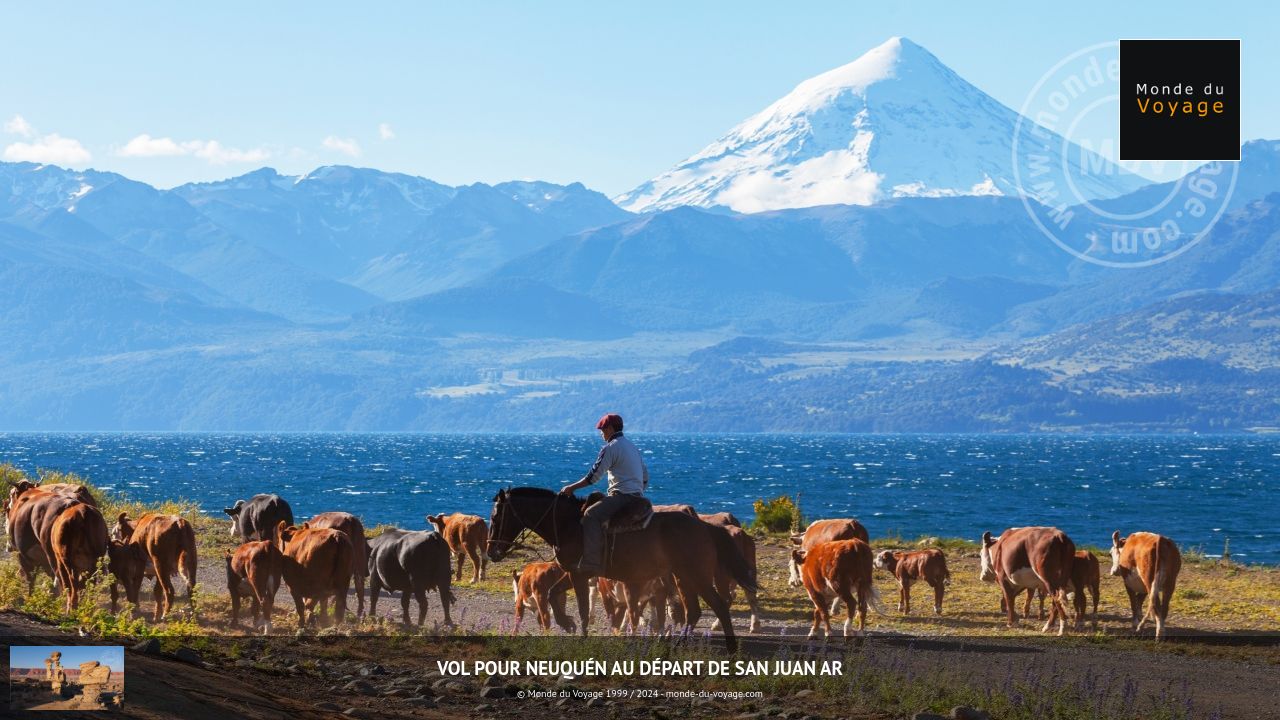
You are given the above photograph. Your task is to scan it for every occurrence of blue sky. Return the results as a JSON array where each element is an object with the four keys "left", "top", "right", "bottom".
[
  {"left": 10, "top": 645, "right": 124, "bottom": 671},
  {"left": 2, "top": 1, "right": 1275, "bottom": 193}
]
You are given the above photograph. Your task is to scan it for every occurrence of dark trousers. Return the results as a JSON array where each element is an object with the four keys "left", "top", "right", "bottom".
[{"left": 581, "top": 493, "right": 647, "bottom": 568}]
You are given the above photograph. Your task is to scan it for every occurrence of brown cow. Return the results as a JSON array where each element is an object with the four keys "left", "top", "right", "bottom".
[
  {"left": 708, "top": 524, "right": 761, "bottom": 633},
  {"left": 979, "top": 527, "right": 1075, "bottom": 635},
  {"left": 1003, "top": 551, "right": 1101, "bottom": 632},
  {"left": 792, "top": 539, "right": 881, "bottom": 639},
  {"left": 789, "top": 518, "right": 869, "bottom": 587},
  {"left": 4, "top": 482, "right": 94, "bottom": 555},
  {"left": 1110, "top": 530, "right": 1182, "bottom": 640},
  {"left": 6, "top": 490, "right": 84, "bottom": 594},
  {"left": 427, "top": 513, "right": 487, "bottom": 583},
  {"left": 873, "top": 549, "right": 950, "bottom": 615},
  {"left": 5, "top": 480, "right": 97, "bottom": 513},
  {"left": 512, "top": 561, "right": 576, "bottom": 632},
  {"left": 307, "top": 511, "right": 369, "bottom": 618},
  {"left": 276, "top": 520, "right": 353, "bottom": 627},
  {"left": 49, "top": 503, "right": 109, "bottom": 612},
  {"left": 226, "top": 540, "right": 283, "bottom": 634},
  {"left": 652, "top": 503, "right": 698, "bottom": 516},
  {"left": 112, "top": 513, "right": 198, "bottom": 621}
]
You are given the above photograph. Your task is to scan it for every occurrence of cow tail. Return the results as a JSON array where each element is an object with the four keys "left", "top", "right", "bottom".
[
  {"left": 437, "top": 545, "right": 457, "bottom": 605},
  {"left": 942, "top": 564, "right": 952, "bottom": 587},
  {"left": 177, "top": 518, "right": 198, "bottom": 591},
  {"left": 1147, "top": 537, "right": 1164, "bottom": 624},
  {"left": 865, "top": 582, "right": 887, "bottom": 616},
  {"left": 711, "top": 525, "right": 757, "bottom": 594}
]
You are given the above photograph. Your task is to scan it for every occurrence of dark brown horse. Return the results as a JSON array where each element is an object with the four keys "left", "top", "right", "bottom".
[{"left": 485, "top": 487, "right": 756, "bottom": 652}]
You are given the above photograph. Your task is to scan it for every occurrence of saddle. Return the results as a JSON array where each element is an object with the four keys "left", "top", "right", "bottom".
[{"left": 583, "top": 492, "right": 654, "bottom": 534}]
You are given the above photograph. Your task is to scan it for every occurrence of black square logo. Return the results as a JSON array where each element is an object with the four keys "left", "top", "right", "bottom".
[{"left": 1120, "top": 39, "right": 1240, "bottom": 161}]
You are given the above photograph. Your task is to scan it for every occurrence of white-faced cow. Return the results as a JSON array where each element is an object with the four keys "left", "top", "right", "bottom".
[
  {"left": 789, "top": 518, "right": 869, "bottom": 587},
  {"left": 979, "top": 526, "right": 1075, "bottom": 635},
  {"left": 791, "top": 539, "right": 881, "bottom": 640},
  {"left": 873, "top": 548, "right": 950, "bottom": 615},
  {"left": 224, "top": 494, "right": 294, "bottom": 542},
  {"left": 1110, "top": 530, "right": 1182, "bottom": 640}
]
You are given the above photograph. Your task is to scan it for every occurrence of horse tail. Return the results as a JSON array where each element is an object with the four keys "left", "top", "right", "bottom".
[{"left": 710, "top": 525, "right": 757, "bottom": 594}]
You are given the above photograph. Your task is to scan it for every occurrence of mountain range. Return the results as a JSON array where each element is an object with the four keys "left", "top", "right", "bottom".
[{"left": 1, "top": 37, "right": 1279, "bottom": 431}]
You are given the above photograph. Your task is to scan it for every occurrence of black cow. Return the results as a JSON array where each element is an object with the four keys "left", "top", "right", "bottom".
[
  {"left": 223, "top": 494, "right": 293, "bottom": 542},
  {"left": 367, "top": 528, "right": 454, "bottom": 626}
]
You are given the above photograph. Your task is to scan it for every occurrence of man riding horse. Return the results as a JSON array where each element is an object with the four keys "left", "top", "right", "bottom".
[{"left": 558, "top": 413, "right": 649, "bottom": 576}]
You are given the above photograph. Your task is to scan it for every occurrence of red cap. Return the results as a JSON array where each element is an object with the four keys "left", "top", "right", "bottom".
[{"left": 595, "top": 413, "right": 623, "bottom": 432}]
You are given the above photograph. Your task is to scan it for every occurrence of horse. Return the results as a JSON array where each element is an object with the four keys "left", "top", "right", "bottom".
[{"left": 485, "top": 487, "right": 756, "bottom": 652}]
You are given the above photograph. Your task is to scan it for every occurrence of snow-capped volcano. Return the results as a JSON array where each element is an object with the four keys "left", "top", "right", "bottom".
[{"left": 616, "top": 37, "right": 1147, "bottom": 213}]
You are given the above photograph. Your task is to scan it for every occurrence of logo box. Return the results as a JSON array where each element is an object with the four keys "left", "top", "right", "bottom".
[{"left": 1119, "top": 39, "right": 1240, "bottom": 161}]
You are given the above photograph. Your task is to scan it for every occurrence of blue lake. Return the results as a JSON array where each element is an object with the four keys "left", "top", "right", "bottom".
[{"left": 1, "top": 433, "right": 1275, "bottom": 563}]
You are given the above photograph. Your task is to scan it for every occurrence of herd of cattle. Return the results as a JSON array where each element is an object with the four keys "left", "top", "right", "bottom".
[{"left": 3, "top": 481, "right": 1184, "bottom": 641}]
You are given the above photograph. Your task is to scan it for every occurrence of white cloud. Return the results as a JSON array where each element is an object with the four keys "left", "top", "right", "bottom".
[
  {"left": 119, "top": 134, "right": 187, "bottom": 157},
  {"left": 117, "top": 134, "right": 270, "bottom": 165},
  {"left": 4, "top": 114, "right": 34, "bottom": 137},
  {"left": 3, "top": 133, "right": 92, "bottom": 166},
  {"left": 191, "top": 140, "right": 270, "bottom": 165},
  {"left": 378, "top": 123, "right": 395, "bottom": 141},
  {"left": 322, "top": 135, "right": 362, "bottom": 157}
]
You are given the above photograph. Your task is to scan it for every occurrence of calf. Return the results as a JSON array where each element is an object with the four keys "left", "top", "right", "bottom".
[
  {"left": 226, "top": 540, "right": 283, "bottom": 634},
  {"left": 49, "top": 503, "right": 109, "bottom": 612},
  {"left": 792, "top": 539, "right": 880, "bottom": 639},
  {"left": 277, "top": 520, "right": 353, "bottom": 628},
  {"left": 367, "top": 527, "right": 454, "bottom": 626},
  {"left": 591, "top": 576, "right": 671, "bottom": 634},
  {"left": 651, "top": 503, "right": 698, "bottom": 517},
  {"left": 1071, "top": 550, "right": 1101, "bottom": 631},
  {"left": 789, "top": 518, "right": 869, "bottom": 587},
  {"left": 107, "top": 540, "right": 146, "bottom": 613},
  {"left": 873, "top": 548, "right": 950, "bottom": 615},
  {"left": 592, "top": 577, "right": 630, "bottom": 631},
  {"left": 112, "top": 513, "right": 198, "bottom": 621},
  {"left": 1110, "top": 530, "right": 1182, "bottom": 640},
  {"left": 308, "top": 511, "right": 369, "bottom": 618},
  {"left": 979, "top": 527, "right": 1075, "bottom": 635},
  {"left": 512, "top": 561, "right": 576, "bottom": 632},
  {"left": 224, "top": 494, "right": 293, "bottom": 541},
  {"left": 426, "top": 512, "right": 487, "bottom": 583}
]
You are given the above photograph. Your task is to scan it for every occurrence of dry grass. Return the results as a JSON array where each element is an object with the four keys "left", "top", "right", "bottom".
[{"left": 2, "top": 464, "right": 1277, "bottom": 659}]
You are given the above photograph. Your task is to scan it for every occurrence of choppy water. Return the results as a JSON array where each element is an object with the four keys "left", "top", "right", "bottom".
[{"left": 1, "top": 433, "right": 1275, "bottom": 563}]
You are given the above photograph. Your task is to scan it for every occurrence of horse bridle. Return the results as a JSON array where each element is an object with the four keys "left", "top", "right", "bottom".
[{"left": 489, "top": 489, "right": 564, "bottom": 562}]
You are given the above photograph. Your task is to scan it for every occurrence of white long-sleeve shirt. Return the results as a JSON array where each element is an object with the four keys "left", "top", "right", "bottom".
[{"left": 581, "top": 433, "right": 649, "bottom": 495}]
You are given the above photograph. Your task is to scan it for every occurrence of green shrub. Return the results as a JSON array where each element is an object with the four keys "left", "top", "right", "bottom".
[{"left": 750, "top": 494, "right": 802, "bottom": 533}]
